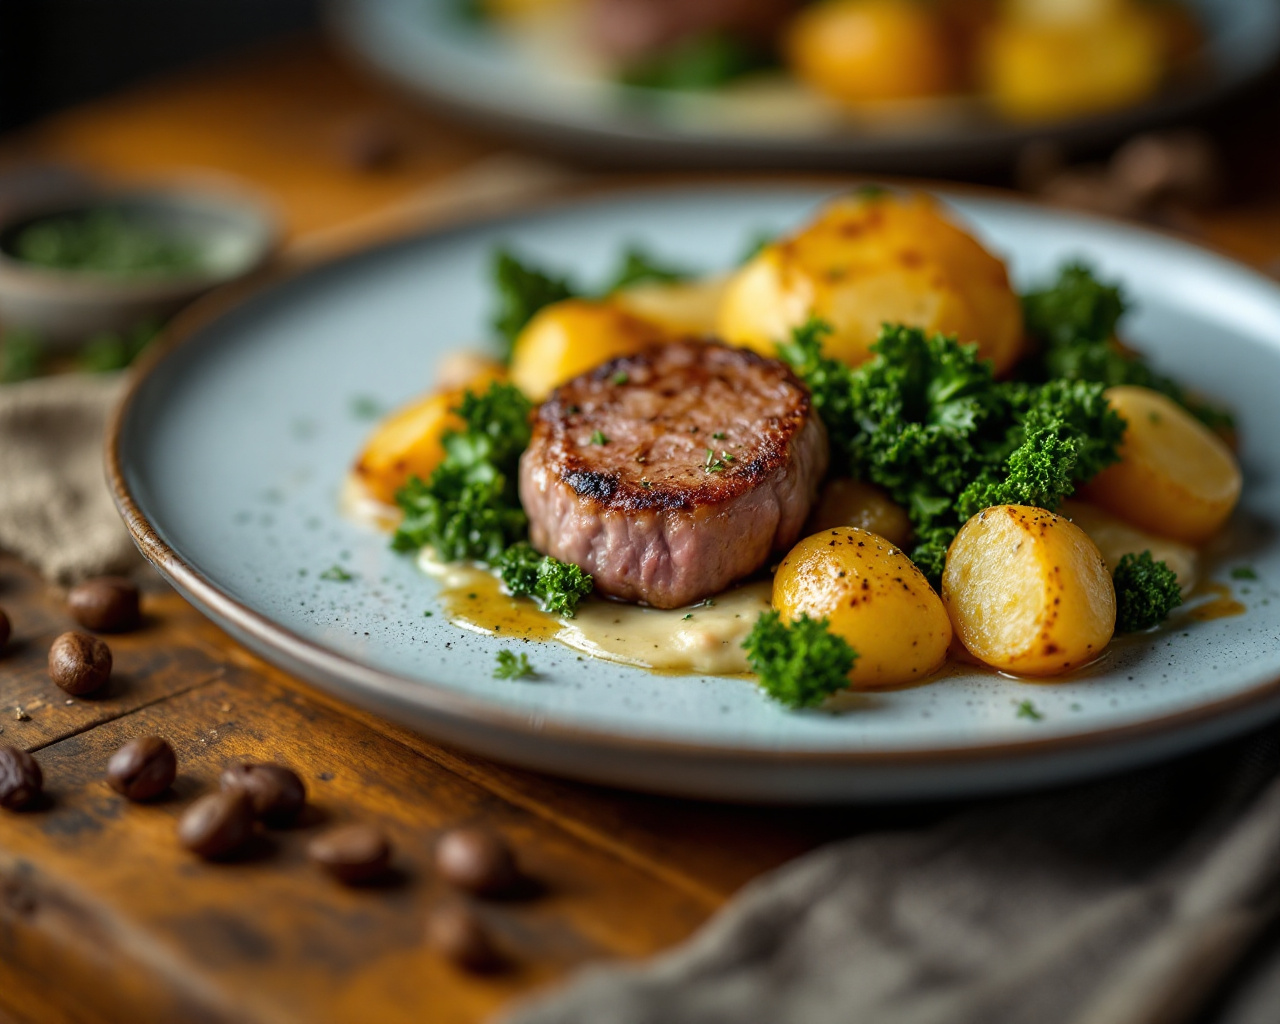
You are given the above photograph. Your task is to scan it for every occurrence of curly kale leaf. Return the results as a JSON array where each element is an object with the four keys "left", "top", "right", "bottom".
[
  {"left": 491, "top": 249, "right": 576, "bottom": 358},
  {"left": 392, "top": 381, "right": 533, "bottom": 562},
  {"left": 605, "top": 247, "right": 691, "bottom": 292},
  {"left": 1114, "top": 551, "right": 1183, "bottom": 632},
  {"left": 1021, "top": 263, "right": 1233, "bottom": 432},
  {"left": 779, "top": 321, "right": 1125, "bottom": 584},
  {"left": 499, "top": 542, "right": 595, "bottom": 617},
  {"left": 490, "top": 246, "right": 696, "bottom": 359},
  {"left": 619, "top": 33, "right": 771, "bottom": 91},
  {"left": 743, "top": 610, "right": 857, "bottom": 709}
]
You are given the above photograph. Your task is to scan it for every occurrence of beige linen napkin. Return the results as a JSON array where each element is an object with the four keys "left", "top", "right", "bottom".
[
  {"left": 504, "top": 732, "right": 1280, "bottom": 1024},
  {"left": 0, "top": 372, "right": 140, "bottom": 583}
]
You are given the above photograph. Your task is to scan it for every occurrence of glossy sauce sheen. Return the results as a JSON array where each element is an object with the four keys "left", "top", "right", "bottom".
[
  {"left": 1187, "top": 582, "right": 1246, "bottom": 622},
  {"left": 422, "top": 552, "right": 770, "bottom": 675}
]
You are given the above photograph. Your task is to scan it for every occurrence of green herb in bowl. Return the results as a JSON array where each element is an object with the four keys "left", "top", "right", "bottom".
[{"left": 12, "top": 209, "right": 204, "bottom": 277}]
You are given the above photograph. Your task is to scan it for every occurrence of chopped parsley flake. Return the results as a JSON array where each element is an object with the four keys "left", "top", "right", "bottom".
[
  {"left": 712, "top": 431, "right": 726, "bottom": 440},
  {"left": 704, "top": 449, "right": 727, "bottom": 473},
  {"left": 1231, "top": 566, "right": 1259, "bottom": 581},
  {"left": 320, "top": 565, "right": 353, "bottom": 582},
  {"left": 349, "top": 395, "right": 384, "bottom": 420},
  {"left": 1016, "top": 700, "right": 1044, "bottom": 721},
  {"left": 591, "top": 429, "right": 609, "bottom": 445},
  {"left": 612, "top": 371, "right": 629, "bottom": 385},
  {"left": 494, "top": 649, "right": 535, "bottom": 680},
  {"left": 498, "top": 542, "right": 594, "bottom": 617}
]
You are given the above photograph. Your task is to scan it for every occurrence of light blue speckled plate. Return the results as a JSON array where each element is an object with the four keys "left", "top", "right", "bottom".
[{"left": 109, "top": 184, "right": 1280, "bottom": 802}]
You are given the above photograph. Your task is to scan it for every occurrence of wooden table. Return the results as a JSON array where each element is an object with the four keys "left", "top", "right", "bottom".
[{"left": 2, "top": 36, "right": 1280, "bottom": 1024}]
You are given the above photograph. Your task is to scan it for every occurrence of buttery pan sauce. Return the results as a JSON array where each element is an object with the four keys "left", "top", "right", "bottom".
[{"left": 421, "top": 552, "right": 769, "bottom": 675}]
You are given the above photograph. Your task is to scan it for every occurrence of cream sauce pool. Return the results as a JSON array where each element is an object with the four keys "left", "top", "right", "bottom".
[{"left": 420, "top": 551, "right": 769, "bottom": 675}]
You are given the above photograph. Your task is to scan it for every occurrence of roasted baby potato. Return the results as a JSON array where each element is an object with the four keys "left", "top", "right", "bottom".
[
  {"left": 1060, "top": 499, "right": 1198, "bottom": 595},
  {"left": 980, "top": 12, "right": 1163, "bottom": 122},
  {"left": 806, "top": 478, "right": 913, "bottom": 549},
  {"left": 1080, "top": 386, "right": 1242, "bottom": 545},
  {"left": 785, "top": 0, "right": 955, "bottom": 105},
  {"left": 353, "top": 361, "right": 504, "bottom": 506},
  {"left": 943, "top": 505, "right": 1115, "bottom": 676},
  {"left": 509, "top": 298, "right": 673, "bottom": 400},
  {"left": 773, "top": 527, "right": 952, "bottom": 688},
  {"left": 717, "top": 191, "right": 1024, "bottom": 373},
  {"left": 612, "top": 275, "right": 728, "bottom": 335}
]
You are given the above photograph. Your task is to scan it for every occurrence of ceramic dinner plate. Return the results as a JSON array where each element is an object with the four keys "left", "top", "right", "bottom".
[
  {"left": 328, "top": 0, "right": 1280, "bottom": 171},
  {"left": 109, "top": 184, "right": 1280, "bottom": 802}
]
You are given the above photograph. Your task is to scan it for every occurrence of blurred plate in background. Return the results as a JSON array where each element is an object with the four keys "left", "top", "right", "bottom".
[{"left": 329, "top": 0, "right": 1280, "bottom": 171}]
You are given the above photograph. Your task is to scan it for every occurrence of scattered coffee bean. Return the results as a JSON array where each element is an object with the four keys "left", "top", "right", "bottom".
[
  {"left": 1110, "top": 130, "right": 1221, "bottom": 211},
  {"left": 307, "top": 823, "right": 391, "bottom": 884},
  {"left": 178, "top": 790, "right": 255, "bottom": 860},
  {"left": 67, "top": 577, "right": 141, "bottom": 633},
  {"left": 435, "top": 827, "right": 518, "bottom": 896},
  {"left": 48, "top": 632, "right": 112, "bottom": 696},
  {"left": 220, "top": 762, "right": 306, "bottom": 825},
  {"left": 426, "top": 902, "right": 502, "bottom": 972},
  {"left": 335, "top": 116, "right": 404, "bottom": 172},
  {"left": 106, "top": 736, "right": 176, "bottom": 802},
  {"left": 0, "top": 608, "right": 10, "bottom": 652},
  {"left": 0, "top": 746, "right": 42, "bottom": 811}
]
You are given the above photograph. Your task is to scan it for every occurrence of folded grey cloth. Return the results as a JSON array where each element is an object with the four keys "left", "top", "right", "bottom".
[
  {"left": 0, "top": 372, "right": 141, "bottom": 583},
  {"left": 505, "top": 732, "right": 1280, "bottom": 1024}
]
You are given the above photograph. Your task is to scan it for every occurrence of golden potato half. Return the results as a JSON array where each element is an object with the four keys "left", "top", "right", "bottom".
[
  {"left": 980, "top": 11, "right": 1163, "bottom": 122},
  {"left": 943, "top": 505, "right": 1115, "bottom": 676},
  {"left": 717, "top": 191, "right": 1024, "bottom": 373},
  {"left": 612, "top": 276, "right": 728, "bottom": 336},
  {"left": 774, "top": 527, "right": 952, "bottom": 689},
  {"left": 785, "top": 0, "right": 956, "bottom": 105},
  {"left": 509, "top": 298, "right": 674, "bottom": 401},
  {"left": 806, "top": 478, "right": 913, "bottom": 549},
  {"left": 1080, "top": 386, "right": 1241, "bottom": 546},
  {"left": 353, "top": 361, "right": 505, "bottom": 506}
]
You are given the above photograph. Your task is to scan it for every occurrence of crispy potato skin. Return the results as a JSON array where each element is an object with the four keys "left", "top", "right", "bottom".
[
  {"left": 1080, "top": 386, "right": 1242, "bottom": 546},
  {"left": 980, "top": 12, "right": 1162, "bottom": 121},
  {"left": 774, "top": 527, "right": 951, "bottom": 689},
  {"left": 806, "top": 478, "right": 913, "bottom": 548},
  {"left": 717, "top": 192, "right": 1024, "bottom": 373},
  {"left": 353, "top": 363, "right": 505, "bottom": 506},
  {"left": 785, "top": 0, "right": 955, "bottom": 104},
  {"left": 510, "top": 298, "right": 673, "bottom": 401},
  {"left": 943, "top": 505, "right": 1116, "bottom": 676}
]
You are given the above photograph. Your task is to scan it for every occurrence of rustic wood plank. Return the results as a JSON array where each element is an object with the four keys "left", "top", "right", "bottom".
[
  {"left": 0, "top": 665, "right": 713, "bottom": 1024},
  {"left": 14, "top": 40, "right": 498, "bottom": 241},
  {"left": 0, "top": 561, "right": 225, "bottom": 752}
]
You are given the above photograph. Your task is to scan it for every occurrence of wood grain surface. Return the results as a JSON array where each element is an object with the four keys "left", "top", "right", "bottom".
[{"left": 3, "top": 32, "right": 1280, "bottom": 1024}]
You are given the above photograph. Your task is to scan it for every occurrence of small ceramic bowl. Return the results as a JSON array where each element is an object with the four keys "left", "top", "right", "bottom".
[{"left": 0, "top": 181, "right": 279, "bottom": 349}]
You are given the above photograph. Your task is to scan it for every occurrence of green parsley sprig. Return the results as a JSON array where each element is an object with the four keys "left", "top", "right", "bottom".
[
  {"left": 392, "top": 380, "right": 594, "bottom": 616},
  {"left": 494, "top": 649, "right": 535, "bottom": 680},
  {"left": 743, "top": 610, "right": 857, "bottom": 709},
  {"left": 1114, "top": 551, "right": 1183, "bottom": 632}
]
